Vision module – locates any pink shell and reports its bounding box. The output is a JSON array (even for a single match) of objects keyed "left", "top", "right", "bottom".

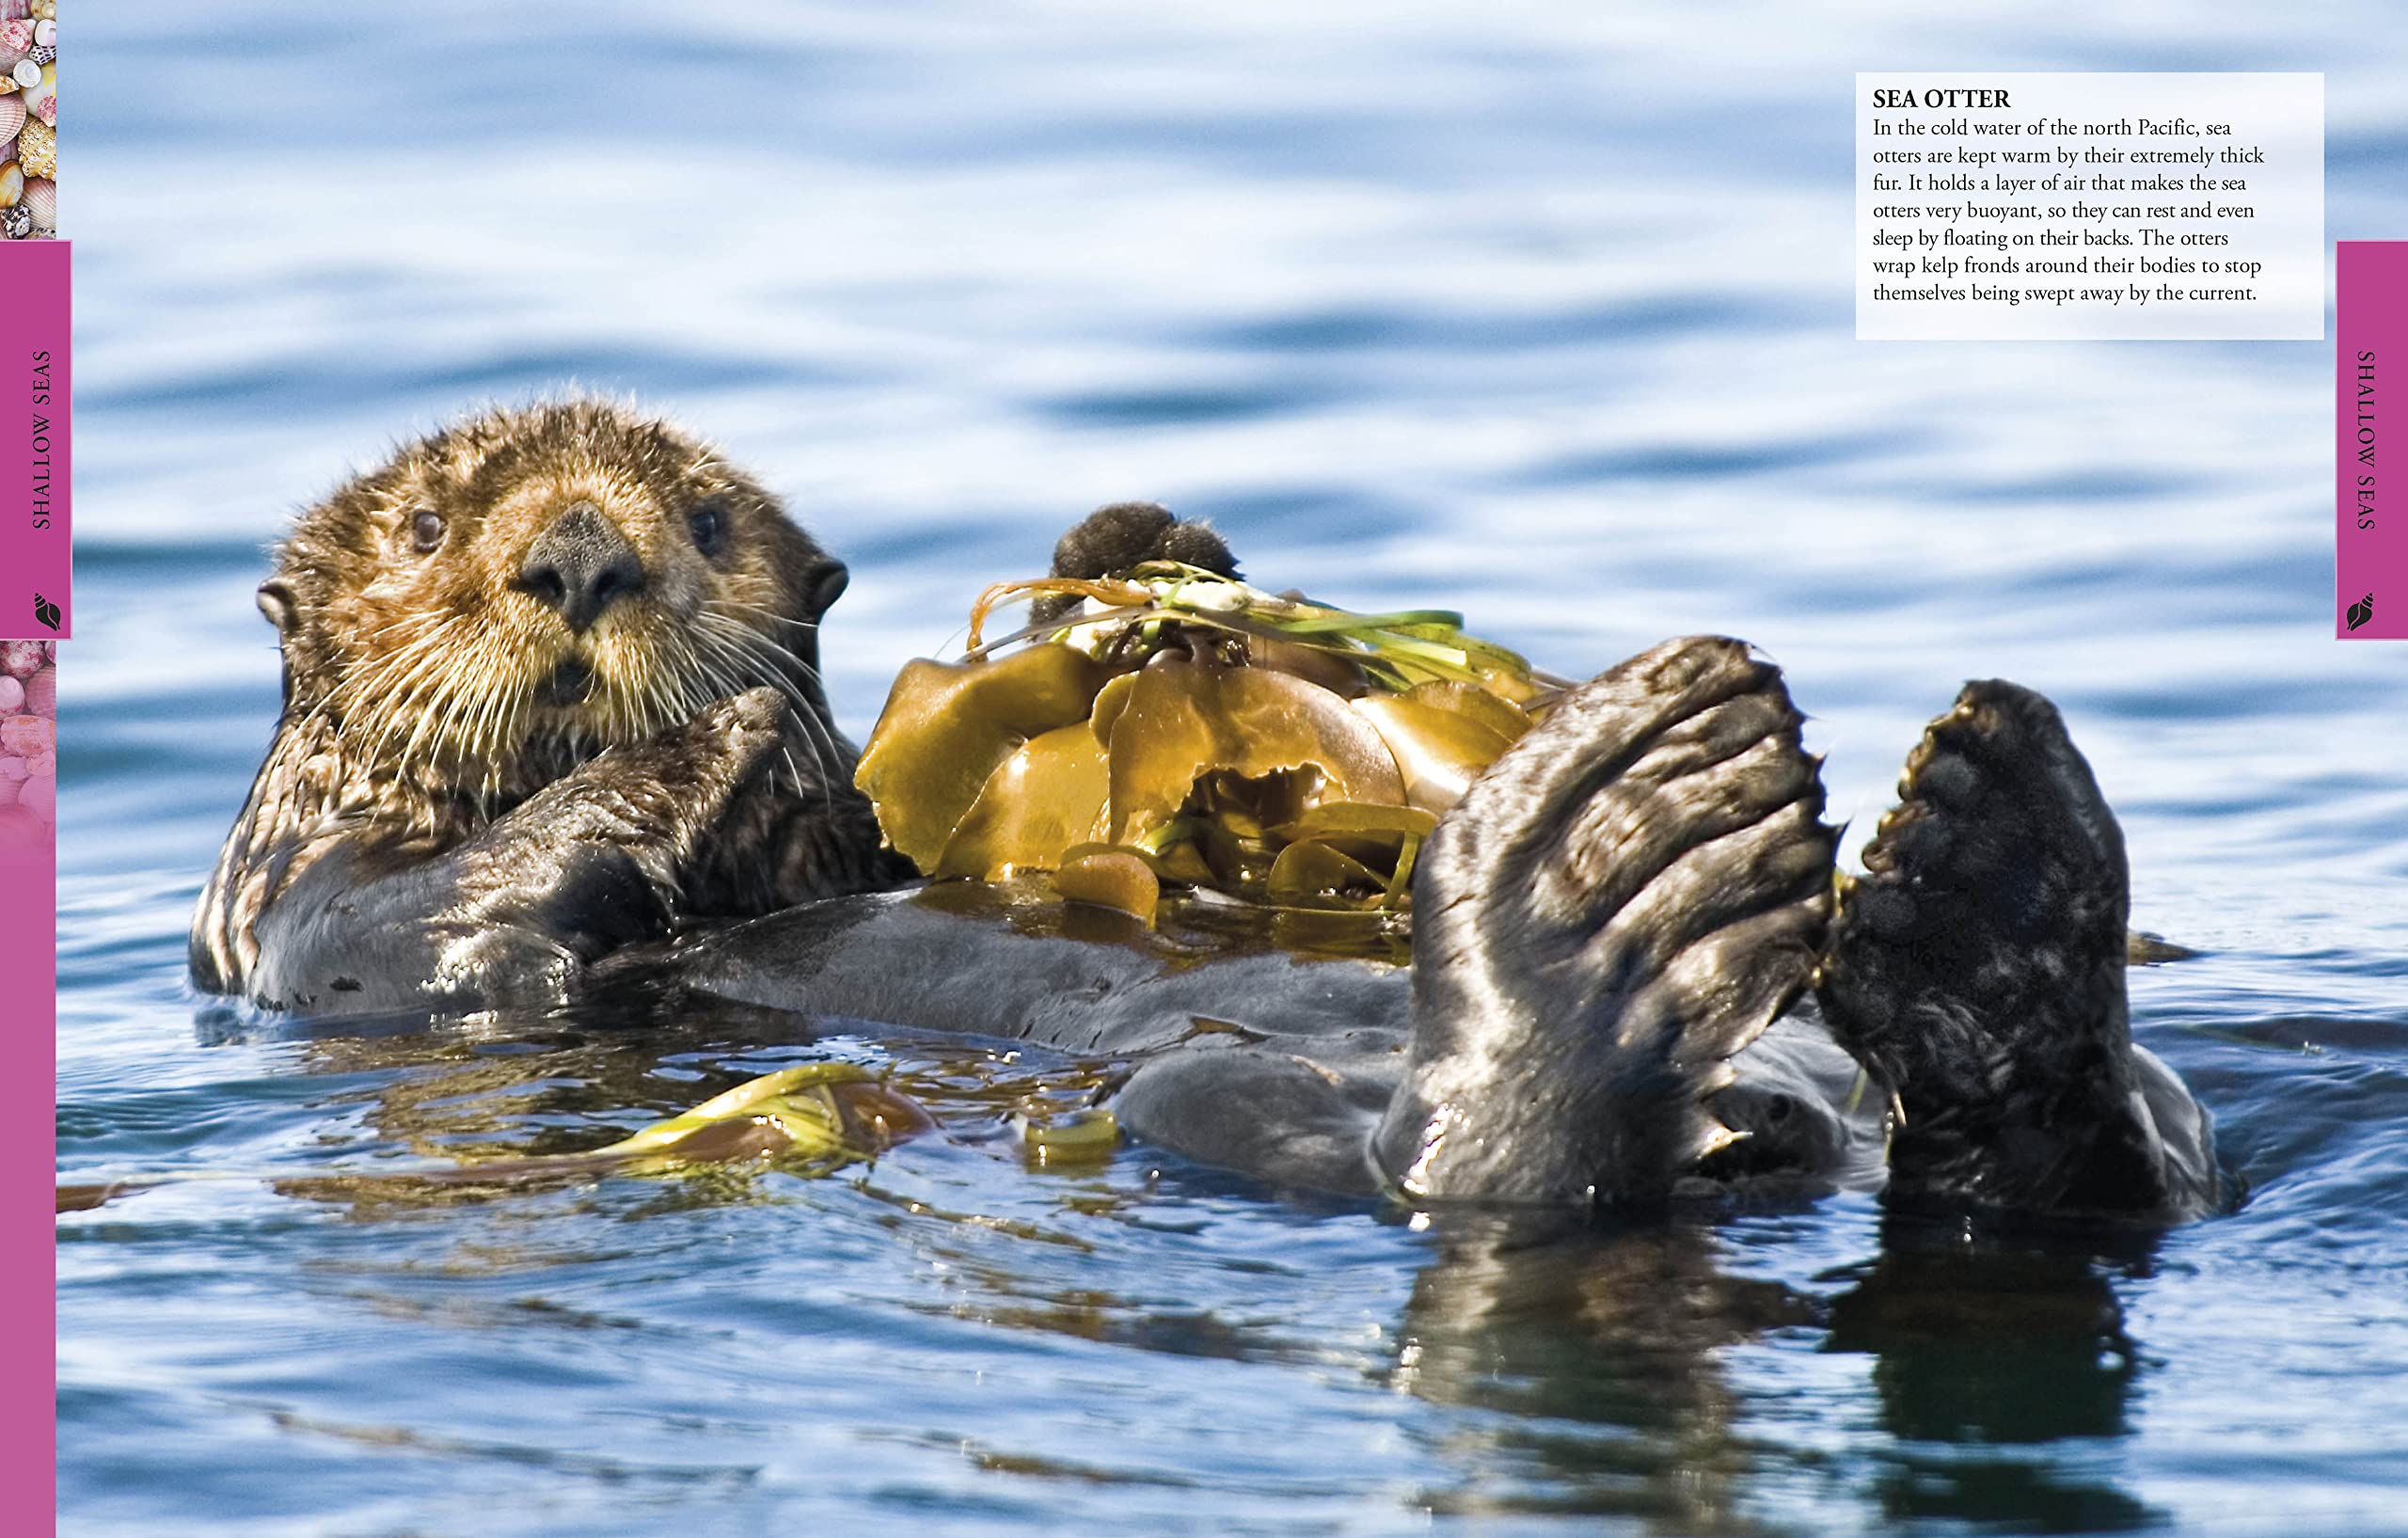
[
  {"left": 0, "top": 677, "right": 18, "bottom": 714},
  {"left": 0, "top": 93, "right": 21, "bottom": 140},
  {"left": 0, "top": 714, "right": 47, "bottom": 755},
  {"left": 0, "top": 755, "right": 22, "bottom": 782},
  {"left": 23, "top": 665, "right": 51, "bottom": 717},
  {"left": 0, "top": 639, "right": 42, "bottom": 677},
  {"left": 0, "top": 21, "right": 30, "bottom": 50},
  {"left": 21, "top": 175, "right": 49, "bottom": 227},
  {"left": 0, "top": 3, "right": 27, "bottom": 23}
]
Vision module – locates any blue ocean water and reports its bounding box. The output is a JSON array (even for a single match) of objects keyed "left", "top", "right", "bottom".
[{"left": 56, "top": 4, "right": 2408, "bottom": 1533}]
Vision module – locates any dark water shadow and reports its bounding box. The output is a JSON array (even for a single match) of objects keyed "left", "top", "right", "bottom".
[
  {"left": 1818, "top": 1215, "right": 2168, "bottom": 1532},
  {"left": 1382, "top": 1212, "right": 1814, "bottom": 1529},
  {"left": 1376, "top": 1208, "right": 2170, "bottom": 1531}
]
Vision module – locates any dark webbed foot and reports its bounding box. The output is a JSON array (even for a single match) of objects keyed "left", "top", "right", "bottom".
[
  {"left": 1030, "top": 502, "right": 1240, "bottom": 623},
  {"left": 1819, "top": 681, "right": 2216, "bottom": 1220},
  {"left": 1378, "top": 637, "right": 1838, "bottom": 1207}
]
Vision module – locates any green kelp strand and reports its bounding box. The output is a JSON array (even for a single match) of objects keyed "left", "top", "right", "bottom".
[
  {"left": 1261, "top": 609, "right": 1468, "bottom": 635},
  {"left": 1386, "top": 832, "right": 1424, "bottom": 906},
  {"left": 593, "top": 1063, "right": 877, "bottom": 1160},
  {"left": 1359, "top": 633, "right": 1471, "bottom": 671}
]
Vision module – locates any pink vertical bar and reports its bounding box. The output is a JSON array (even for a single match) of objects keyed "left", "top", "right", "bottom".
[
  {"left": 2338, "top": 241, "right": 2405, "bottom": 639},
  {"left": 0, "top": 237, "right": 64, "bottom": 1535},
  {"left": 0, "top": 667, "right": 53, "bottom": 1538}
]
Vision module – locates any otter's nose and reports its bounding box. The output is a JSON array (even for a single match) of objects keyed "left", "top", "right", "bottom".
[{"left": 517, "top": 501, "right": 645, "bottom": 634}]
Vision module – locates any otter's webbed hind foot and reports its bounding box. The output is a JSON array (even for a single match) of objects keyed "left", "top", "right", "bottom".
[
  {"left": 1375, "top": 637, "right": 1838, "bottom": 1208},
  {"left": 1819, "top": 682, "right": 2218, "bottom": 1222}
]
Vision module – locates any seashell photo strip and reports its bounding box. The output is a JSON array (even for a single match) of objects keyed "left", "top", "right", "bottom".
[{"left": 0, "top": 0, "right": 55, "bottom": 242}]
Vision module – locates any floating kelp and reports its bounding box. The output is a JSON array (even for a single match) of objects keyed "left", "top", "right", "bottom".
[
  {"left": 856, "top": 563, "right": 1560, "bottom": 921},
  {"left": 55, "top": 1063, "right": 936, "bottom": 1214},
  {"left": 590, "top": 1062, "right": 935, "bottom": 1172},
  {"left": 1014, "top": 1106, "right": 1122, "bottom": 1170}
]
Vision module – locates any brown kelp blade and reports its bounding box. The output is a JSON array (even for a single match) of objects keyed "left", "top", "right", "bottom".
[
  {"left": 939, "top": 722, "right": 1112, "bottom": 880},
  {"left": 1102, "top": 658, "right": 1404, "bottom": 848},
  {"left": 855, "top": 645, "right": 1108, "bottom": 871},
  {"left": 856, "top": 563, "right": 1548, "bottom": 918}
]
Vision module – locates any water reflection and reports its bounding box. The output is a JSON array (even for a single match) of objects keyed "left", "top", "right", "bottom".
[
  {"left": 1824, "top": 1220, "right": 2165, "bottom": 1531},
  {"left": 1384, "top": 1213, "right": 1810, "bottom": 1529},
  {"left": 72, "top": 980, "right": 2336, "bottom": 1533},
  {"left": 169, "top": 997, "right": 2179, "bottom": 1537},
  {"left": 1366, "top": 1210, "right": 2172, "bottom": 1531},
  {"left": 158, "top": 997, "right": 1120, "bottom": 1222}
]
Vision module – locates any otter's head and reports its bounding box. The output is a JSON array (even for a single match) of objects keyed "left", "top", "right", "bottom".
[{"left": 261, "top": 397, "right": 848, "bottom": 820}]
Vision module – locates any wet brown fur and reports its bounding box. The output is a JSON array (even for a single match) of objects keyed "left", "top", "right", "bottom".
[{"left": 191, "top": 397, "right": 902, "bottom": 996}]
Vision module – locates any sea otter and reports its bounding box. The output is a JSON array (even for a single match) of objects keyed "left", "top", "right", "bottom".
[
  {"left": 195, "top": 398, "right": 2219, "bottom": 1224},
  {"left": 191, "top": 398, "right": 910, "bottom": 1011}
]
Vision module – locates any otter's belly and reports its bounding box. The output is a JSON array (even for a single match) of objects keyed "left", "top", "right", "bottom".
[
  {"left": 652, "top": 889, "right": 1411, "bottom": 1193},
  {"left": 639, "top": 887, "right": 1885, "bottom": 1200}
]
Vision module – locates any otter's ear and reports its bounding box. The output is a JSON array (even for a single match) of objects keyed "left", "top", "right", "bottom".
[
  {"left": 257, "top": 579, "right": 299, "bottom": 636},
  {"left": 800, "top": 557, "right": 849, "bottom": 619}
]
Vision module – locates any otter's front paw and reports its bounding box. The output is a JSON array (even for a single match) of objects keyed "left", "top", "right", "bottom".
[{"left": 453, "top": 688, "right": 786, "bottom": 953}]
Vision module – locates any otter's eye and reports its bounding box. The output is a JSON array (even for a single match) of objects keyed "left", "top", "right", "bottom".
[
  {"left": 409, "top": 509, "right": 447, "bottom": 553},
  {"left": 688, "top": 501, "right": 727, "bottom": 556}
]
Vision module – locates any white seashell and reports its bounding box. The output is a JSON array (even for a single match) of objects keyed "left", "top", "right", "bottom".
[
  {"left": 8, "top": 57, "right": 34, "bottom": 89},
  {"left": 34, "top": 20, "right": 51, "bottom": 45}
]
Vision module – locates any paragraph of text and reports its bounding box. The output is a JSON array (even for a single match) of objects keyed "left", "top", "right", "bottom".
[{"left": 1856, "top": 72, "right": 2322, "bottom": 341}]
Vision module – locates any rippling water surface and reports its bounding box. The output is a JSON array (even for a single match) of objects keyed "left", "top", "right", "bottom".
[{"left": 58, "top": 5, "right": 2408, "bottom": 1533}]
